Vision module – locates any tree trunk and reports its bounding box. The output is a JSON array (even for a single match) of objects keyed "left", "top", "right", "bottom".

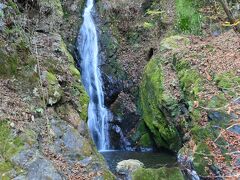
[{"left": 219, "top": 0, "right": 240, "bottom": 32}]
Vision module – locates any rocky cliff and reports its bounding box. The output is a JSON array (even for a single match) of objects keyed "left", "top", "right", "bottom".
[{"left": 0, "top": 0, "right": 113, "bottom": 179}]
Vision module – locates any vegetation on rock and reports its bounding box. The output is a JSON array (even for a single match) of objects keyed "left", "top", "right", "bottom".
[{"left": 132, "top": 167, "right": 184, "bottom": 180}]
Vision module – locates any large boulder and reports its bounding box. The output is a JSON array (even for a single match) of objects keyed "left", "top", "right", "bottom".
[
  {"left": 116, "top": 159, "right": 144, "bottom": 175},
  {"left": 140, "top": 55, "right": 182, "bottom": 152}
]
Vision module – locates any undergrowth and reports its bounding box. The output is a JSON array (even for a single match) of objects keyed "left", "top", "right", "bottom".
[{"left": 175, "top": 0, "right": 202, "bottom": 34}]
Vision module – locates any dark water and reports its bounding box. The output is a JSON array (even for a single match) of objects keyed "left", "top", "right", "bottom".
[{"left": 101, "top": 150, "right": 177, "bottom": 173}]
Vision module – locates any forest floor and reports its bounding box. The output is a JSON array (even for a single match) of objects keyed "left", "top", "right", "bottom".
[{"left": 183, "top": 30, "right": 240, "bottom": 178}]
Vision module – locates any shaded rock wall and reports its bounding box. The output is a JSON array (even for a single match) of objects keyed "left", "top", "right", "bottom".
[
  {"left": 139, "top": 32, "right": 240, "bottom": 178},
  {"left": 95, "top": 0, "right": 175, "bottom": 150}
]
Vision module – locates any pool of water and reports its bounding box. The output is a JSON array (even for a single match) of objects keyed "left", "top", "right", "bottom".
[{"left": 101, "top": 150, "right": 177, "bottom": 173}]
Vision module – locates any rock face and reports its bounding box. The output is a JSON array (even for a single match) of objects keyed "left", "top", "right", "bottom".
[
  {"left": 0, "top": 0, "right": 114, "bottom": 179},
  {"left": 140, "top": 32, "right": 240, "bottom": 178},
  {"left": 140, "top": 55, "right": 182, "bottom": 152},
  {"left": 96, "top": 0, "right": 176, "bottom": 150}
]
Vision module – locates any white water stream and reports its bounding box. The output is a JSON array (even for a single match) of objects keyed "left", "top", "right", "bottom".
[{"left": 77, "top": 0, "right": 110, "bottom": 151}]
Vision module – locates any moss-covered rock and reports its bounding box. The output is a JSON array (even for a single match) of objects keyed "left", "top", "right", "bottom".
[
  {"left": 69, "top": 64, "right": 80, "bottom": 78},
  {"left": 160, "top": 35, "right": 190, "bottom": 51},
  {"left": 192, "top": 143, "right": 212, "bottom": 177},
  {"left": 140, "top": 56, "right": 181, "bottom": 152},
  {"left": 139, "top": 133, "right": 153, "bottom": 148},
  {"left": 0, "top": 50, "right": 18, "bottom": 77},
  {"left": 132, "top": 167, "right": 184, "bottom": 180},
  {"left": 102, "top": 169, "right": 115, "bottom": 180},
  {"left": 44, "top": 71, "right": 63, "bottom": 105},
  {"left": 130, "top": 120, "right": 155, "bottom": 149},
  {"left": 0, "top": 120, "right": 24, "bottom": 179}
]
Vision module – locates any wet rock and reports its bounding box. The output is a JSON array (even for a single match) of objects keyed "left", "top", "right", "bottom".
[
  {"left": 102, "top": 74, "right": 124, "bottom": 106},
  {"left": 116, "top": 159, "right": 144, "bottom": 175}
]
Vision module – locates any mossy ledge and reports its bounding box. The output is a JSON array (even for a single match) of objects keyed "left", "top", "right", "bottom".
[
  {"left": 132, "top": 167, "right": 184, "bottom": 180},
  {"left": 140, "top": 55, "right": 182, "bottom": 152}
]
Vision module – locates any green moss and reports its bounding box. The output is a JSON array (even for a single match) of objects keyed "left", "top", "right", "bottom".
[
  {"left": 42, "top": 58, "right": 59, "bottom": 74},
  {"left": 193, "top": 143, "right": 212, "bottom": 176},
  {"left": 189, "top": 109, "right": 201, "bottom": 122},
  {"left": 19, "top": 130, "right": 37, "bottom": 147},
  {"left": 72, "top": 83, "right": 89, "bottom": 121},
  {"left": 214, "top": 72, "right": 240, "bottom": 97},
  {"left": 0, "top": 50, "right": 19, "bottom": 77},
  {"left": 82, "top": 138, "right": 93, "bottom": 157},
  {"left": 180, "top": 69, "right": 202, "bottom": 98},
  {"left": 143, "top": 22, "right": 155, "bottom": 29},
  {"left": 191, "top": 125, "right": 216, "bottom": 142},
  {"left": 130, "top": 120, "right": 149, "bottom": 143},
  {"left": 139, "top": 133, "right": 153, "bottom": 147},
  {"left": 60, "top": 40, "right": 75, "bottom": 64},
  {"left": 207, "top": 94, "right": 227, "bottom": 108},
  {"left": 0, "top": 161, "right": 12, "bottom": 180},
  {"left": 102, "top": 169, "right": 115, "bottom": 180},
  {"left": 176, "top": 59, "right": 204, "bottom": 100},
  {"left": 46, "top": 72, "right": 58, "bottom": 85},
  {"left": 41, "top": 0, "right": 64, "bottom": 17},
  {"left": 132, "top": 167, "right": 184, "bottom": 180},
  {"left": 79, "top": 90, "right": 89, "bottom": 120},
  {"left": 7, "top": 0, "right": 19, "bottom": 11},
  {"left": 160, "top": 36, "right": 190, "bottom": 51},
  {"left": 175, "top": 0, "right": 202, "bottom": 34},
  {"left": 0, "top": 120, "right": 24, "bottom": 178},
  {"left": 69, "top": 64, "right": 80, "bottom": 78},
  {"left": 46, "top": 71, "right": 63, "bottom": 105},
  {"left": 176, "top": 59, "right": 191, "bottom": 72},
  {"left": 140, "top": 56, "right": 181, "bottom": 151}
]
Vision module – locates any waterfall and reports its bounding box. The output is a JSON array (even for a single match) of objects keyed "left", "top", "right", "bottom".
[{"left": 77, "top": 0, "right": 110, "bottom": 151}]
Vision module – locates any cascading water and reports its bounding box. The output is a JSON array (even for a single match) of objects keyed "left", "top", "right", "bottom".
[{"left": 77, "top": 0, "right": 110, "bottom": 151}]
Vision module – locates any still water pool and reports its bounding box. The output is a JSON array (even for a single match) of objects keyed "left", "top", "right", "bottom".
[{"left": 101, "top": 150, "right": 177, "bottom": 173}]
